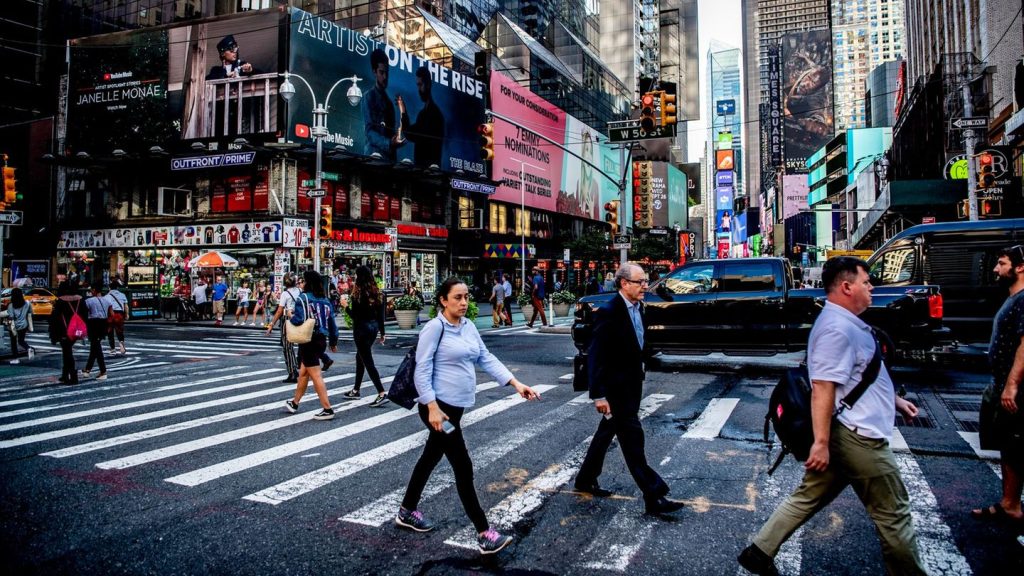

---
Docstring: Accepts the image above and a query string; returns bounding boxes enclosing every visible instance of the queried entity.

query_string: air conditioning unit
[158,187,192,216]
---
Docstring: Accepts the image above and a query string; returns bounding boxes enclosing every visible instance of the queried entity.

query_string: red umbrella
[188,251,239,269]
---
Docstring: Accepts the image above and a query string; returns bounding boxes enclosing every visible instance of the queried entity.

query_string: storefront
[326,223,396,290]
[395,222,449,297]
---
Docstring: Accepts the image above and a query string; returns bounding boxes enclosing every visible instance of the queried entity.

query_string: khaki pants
[491,301,504,326]
[753,421,926,576]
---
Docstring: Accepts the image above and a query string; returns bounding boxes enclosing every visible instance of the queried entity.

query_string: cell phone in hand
[441,420,456,434]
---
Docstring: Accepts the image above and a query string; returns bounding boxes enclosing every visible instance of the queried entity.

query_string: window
[718,262,777,292]
[870,247,917,285]
[661,264,715,295]
[489,204,507,234]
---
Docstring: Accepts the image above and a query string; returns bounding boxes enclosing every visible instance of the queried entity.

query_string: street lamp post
[511,158,545,295]
[279,71,363,274]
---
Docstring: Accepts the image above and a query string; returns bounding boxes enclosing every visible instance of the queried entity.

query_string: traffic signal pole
[963,83,979,222]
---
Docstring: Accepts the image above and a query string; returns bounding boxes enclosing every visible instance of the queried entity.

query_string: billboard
[781,30,834,173]
[681,163,701,206]
[667,164,688,230]
[716,186,733,210]
[716,171,734,187]
[559,116,622,222]
[286,8,488,174]
[781,174,810,220]
[490,72,566,211]
[766,45,783,168]
[716,150,735,171]
[67,10,283,153]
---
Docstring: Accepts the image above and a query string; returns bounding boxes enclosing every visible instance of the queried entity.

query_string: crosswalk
[23,332,285,362]
[0,360,1002,574]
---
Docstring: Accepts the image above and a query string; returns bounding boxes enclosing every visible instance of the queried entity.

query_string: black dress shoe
[644,496,685,515]
[282,375,298,383]
[737,544,779,576]
[574,482,613,497]
[321,357,334,371]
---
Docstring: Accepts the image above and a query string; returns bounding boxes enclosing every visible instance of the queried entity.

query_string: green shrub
[516,293,533,307]
[551,290,577,305]
[393,295,425,311]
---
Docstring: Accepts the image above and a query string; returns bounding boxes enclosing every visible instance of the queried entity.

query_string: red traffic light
[641,93,654,107]
[978,153,993,166]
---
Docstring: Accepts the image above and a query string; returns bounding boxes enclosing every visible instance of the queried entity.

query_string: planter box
[520,304,534,320]
[553,303,571,317]
[394,309,419,329]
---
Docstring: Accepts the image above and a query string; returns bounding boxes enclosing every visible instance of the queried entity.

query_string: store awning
[851,179,963,248]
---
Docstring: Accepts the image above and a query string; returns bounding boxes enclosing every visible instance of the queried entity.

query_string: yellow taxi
[1,287,57,317]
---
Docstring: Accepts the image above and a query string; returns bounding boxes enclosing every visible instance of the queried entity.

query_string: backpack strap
[836,330,883,414]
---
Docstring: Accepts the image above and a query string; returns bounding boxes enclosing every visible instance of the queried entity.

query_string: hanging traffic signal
[977,153,995,189]
[639,93,656,133]
[478,123,494,161]
[660,91,677,127]
[2,165,16,205]
[318,205,333,240]
[604,200,620,234]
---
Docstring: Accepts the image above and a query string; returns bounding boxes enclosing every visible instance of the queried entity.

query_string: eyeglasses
[623,278,649,286]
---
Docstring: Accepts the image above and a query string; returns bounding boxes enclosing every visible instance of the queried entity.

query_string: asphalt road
[1,321,1021,575]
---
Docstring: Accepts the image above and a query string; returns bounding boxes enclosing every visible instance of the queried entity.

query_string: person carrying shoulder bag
[5,288,35,364]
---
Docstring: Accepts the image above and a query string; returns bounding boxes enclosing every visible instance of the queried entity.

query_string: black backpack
[764,332,882,475]
[387,318,444,409]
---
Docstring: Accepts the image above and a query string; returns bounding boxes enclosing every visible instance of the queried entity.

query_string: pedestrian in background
[739,257,925,576]
[501,274,513,326]
[81,284,111,381]
[252,279,270,327]
[526,267,549,328]
[192,276,208,320]
[234,280,252,326]
[105,281,128,355]
[972,245,1024,524]
[395,277,539,555]
[49,281,85,385]
[490,275,505,328]
[575,264,685,515]
[211,275,228,326]
[5,288,34,364]
[342,266,388,406]
[284,270,339,421]
[266,274,302,383]
[602,271,615,293]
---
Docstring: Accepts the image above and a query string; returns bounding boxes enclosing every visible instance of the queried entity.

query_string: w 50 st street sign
[0,210,23,225]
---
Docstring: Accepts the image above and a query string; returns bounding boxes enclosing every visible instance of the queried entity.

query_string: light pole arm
[281,71,319,108]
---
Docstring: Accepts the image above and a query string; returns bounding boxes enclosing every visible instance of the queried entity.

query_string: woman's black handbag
[387,319,444,409]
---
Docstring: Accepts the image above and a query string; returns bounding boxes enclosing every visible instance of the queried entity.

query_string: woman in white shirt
[233,280,252,326]
[395,277,539,555]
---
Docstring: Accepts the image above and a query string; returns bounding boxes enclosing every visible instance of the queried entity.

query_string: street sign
[950,117,988,130]
[320,171,340,182]
[301,179,317,187]
[716,99,736,116]
[305,188,326,198]
[0,210,23,225]
[607,121,677,143]
[612,234,631,249]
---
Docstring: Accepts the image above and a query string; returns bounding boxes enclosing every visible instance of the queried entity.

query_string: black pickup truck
[571,257,948,365]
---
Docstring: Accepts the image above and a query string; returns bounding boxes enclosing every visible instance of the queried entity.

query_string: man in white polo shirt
[739,256,926,576]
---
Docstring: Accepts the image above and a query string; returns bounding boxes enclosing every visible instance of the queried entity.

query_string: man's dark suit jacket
[587,292,646,414]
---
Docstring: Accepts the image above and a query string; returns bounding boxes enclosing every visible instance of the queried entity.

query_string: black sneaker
[477,529,513,555]
[321,357,334,371]
[342,389,360,400]
[737,544,779,576]
[285,400,299,414]
[395,507,435,532]
[313,408,335,421]
[369,394,390,408]
[282,375,298,383]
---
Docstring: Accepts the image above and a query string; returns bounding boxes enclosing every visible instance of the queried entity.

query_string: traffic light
[660,91,677,127]
[980,199,1002,217]
[639,92,656,133]
[793,245,801,254]
[978,153,995,189]
[478,122,494,161]
[2,165,15,205]
[318,205,333,240]
[633,161,652,228]
[604,200,620,234]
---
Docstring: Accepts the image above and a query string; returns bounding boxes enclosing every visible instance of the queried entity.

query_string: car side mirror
[655,283,672,301]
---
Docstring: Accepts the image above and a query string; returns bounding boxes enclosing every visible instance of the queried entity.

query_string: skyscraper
[831,0,904,131]
[708,42,743,192]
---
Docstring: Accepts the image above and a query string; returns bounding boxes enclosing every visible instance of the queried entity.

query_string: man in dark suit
[575,263,685,515]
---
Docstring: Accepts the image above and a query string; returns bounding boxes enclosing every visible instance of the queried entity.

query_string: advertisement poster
[126,266,157,286]
[681,163,701,207]
[67,10,282,153]
[286,8,487,174]
[716,150,735,171]
[717,209,733,234]
[781,30,834,173]
[716,186,734,211]
[558,116,621,222]
[10,260,50,288]
[781,174,810,220]
[648,162,670,228]
[58,221,283,249]
[666,164,687,230]
[490,72,566,212]
[282,218,311,247]
[767,45,783,168]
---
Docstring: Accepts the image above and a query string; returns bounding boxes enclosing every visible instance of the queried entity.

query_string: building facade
[831,0,904,131]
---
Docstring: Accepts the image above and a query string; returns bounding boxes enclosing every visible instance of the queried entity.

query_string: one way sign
[0,210,23,225]
[950,117,988,130]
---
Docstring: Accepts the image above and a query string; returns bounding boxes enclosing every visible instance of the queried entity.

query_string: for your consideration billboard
[285,8,488,175]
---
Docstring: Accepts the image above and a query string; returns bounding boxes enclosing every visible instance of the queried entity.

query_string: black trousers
[402,400,488,532]
[577,405,669,502]
[84,318,106,373]
[60,339,77,383]
[352,325,383,394]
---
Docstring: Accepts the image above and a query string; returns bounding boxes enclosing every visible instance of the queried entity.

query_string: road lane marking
[444,394,673,549]
[341,392,589,526]
[957,431,1003,478]
[168,382,503,489]
[0,369,281,431]
[242,383,554,505]
[94,376,381,469]
[0,373,335,449]
[894,452,973,575]
[683,398,740,439]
